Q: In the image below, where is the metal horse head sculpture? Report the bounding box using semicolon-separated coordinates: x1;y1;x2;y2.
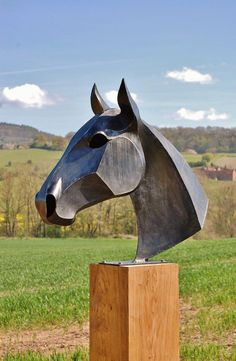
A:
35;79;208;262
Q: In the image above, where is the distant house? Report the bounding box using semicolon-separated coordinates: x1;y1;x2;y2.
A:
201;166;236;181
0;143;15;150
184;148;198;155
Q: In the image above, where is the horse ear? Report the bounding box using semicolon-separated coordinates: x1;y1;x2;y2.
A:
91;84;109;115
117;79;140;122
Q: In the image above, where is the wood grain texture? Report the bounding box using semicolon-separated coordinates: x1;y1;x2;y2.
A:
90;263;179;361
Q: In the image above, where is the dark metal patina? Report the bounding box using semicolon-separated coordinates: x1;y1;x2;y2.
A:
35;79;208;262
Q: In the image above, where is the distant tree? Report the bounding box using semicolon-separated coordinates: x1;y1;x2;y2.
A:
31;134;67;151
202;153;213;163
159;127;236;153
214;185;236;238
31;134;49;149
0;172;24;236
65;132;75;141
51;136;67;150
188;160;207;168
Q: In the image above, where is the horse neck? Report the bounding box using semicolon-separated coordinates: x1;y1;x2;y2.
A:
130;121;200;261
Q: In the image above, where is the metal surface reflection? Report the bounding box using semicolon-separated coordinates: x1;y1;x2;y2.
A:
36;79;208;262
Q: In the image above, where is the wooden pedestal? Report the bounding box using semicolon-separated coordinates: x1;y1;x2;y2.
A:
90;263;179;361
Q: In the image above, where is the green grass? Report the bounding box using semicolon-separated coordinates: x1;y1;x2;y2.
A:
181;344;236;361
0;148;235;170
182;152;203;163
2;348;88;361
182;151;236;163
0;237;235;360
3;346;236;361
0;238;135;329
2;347;236;361
0;149;62;169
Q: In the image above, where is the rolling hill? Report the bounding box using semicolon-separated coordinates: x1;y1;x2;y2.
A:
0;122;54;147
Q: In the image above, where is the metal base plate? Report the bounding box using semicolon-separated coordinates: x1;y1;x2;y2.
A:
99;259;168;266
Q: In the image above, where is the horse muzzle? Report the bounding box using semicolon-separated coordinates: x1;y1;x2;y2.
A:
35;178;75;226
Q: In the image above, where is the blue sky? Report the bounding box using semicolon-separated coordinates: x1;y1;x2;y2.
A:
0;0;235;135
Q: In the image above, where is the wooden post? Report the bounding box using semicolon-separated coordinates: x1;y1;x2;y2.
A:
90;263;179;361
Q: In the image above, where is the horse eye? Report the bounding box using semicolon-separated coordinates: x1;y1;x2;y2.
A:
89;133;109;148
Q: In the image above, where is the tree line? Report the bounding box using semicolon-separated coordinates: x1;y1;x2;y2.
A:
29;126;236;153
160;126;236;153
1;124;235;153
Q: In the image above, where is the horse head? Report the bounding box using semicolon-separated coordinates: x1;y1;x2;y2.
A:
35;79;208;262
35;80;145;226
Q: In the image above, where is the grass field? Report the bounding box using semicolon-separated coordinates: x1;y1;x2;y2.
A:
0;149;62;169
214;156;236;169
182;151;236;164
0;148;236;170
0;237;235;360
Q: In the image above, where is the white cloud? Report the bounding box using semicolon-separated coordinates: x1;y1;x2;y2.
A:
176;107;229;121
207;108;228;121
176;107;205;121
166;67;213;84
0;83;54;108
105;90;138;105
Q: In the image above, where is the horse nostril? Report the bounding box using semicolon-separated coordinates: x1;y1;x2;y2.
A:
46;194;56;218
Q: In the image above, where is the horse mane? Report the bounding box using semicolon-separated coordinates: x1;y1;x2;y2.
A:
130;120;208;261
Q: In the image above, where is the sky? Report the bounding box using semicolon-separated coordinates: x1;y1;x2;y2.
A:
0;0;236;135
